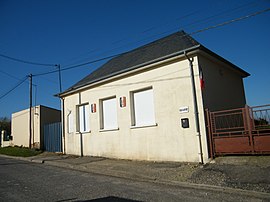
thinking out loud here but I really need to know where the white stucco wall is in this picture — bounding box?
[11,107,40,147]
[198,53,247,111]
[11,106,61,148]
[63,55,210,163]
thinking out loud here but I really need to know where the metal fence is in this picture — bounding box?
[206,105,270,157]
[44,122,62,152]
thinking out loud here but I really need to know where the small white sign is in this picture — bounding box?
[179,106,189,114]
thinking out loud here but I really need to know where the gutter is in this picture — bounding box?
[57,45,201,98]
[184,52,204,164]
[57,43,250,98]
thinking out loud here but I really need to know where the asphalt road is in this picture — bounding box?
[0,156,268,202]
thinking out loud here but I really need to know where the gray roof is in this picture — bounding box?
[61,31,249,96]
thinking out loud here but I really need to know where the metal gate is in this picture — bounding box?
[206,105,270,158]
[44,122,62,152]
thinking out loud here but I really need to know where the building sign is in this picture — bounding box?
[179,106,189,114]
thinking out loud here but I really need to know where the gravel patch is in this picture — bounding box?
[188,163,270,193]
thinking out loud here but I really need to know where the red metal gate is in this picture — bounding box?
[206,105,270,158]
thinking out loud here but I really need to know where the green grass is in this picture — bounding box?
[0,146,43,157]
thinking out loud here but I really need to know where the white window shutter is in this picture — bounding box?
[78,104,90,132]
[79,105,85,132]
[103,98,117,129]
[133,88,155,126]
[68,112,73,133]
[84,104,90,131]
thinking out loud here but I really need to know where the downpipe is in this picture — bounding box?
[61,97,66,154]
[184,52,204,164]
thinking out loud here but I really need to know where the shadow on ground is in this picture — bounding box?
[75,196,141,202]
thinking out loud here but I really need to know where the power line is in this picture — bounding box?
[60,0,258,67]
[181,0,260,30]
[32,7,270,78]
[0,69,38,87]
[0,69,22,81]
[60,8,204,68]
[32,53,124,77]
[189,7,270,35]
[0,53,57,67]
[0,76,28,100]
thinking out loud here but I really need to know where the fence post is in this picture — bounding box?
[245,105,254,153]
[205,109,214,159]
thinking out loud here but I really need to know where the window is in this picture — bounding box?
[77,104,90,133]
[67,111,74,133]
[100,97,118,130]
[131,88,156,127]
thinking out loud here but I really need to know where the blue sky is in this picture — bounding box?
[0,0,269,118]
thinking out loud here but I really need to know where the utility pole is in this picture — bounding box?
[56,64,62,93]
[56,64,65,153]
[56,64,63,130]
[29,74,33,149]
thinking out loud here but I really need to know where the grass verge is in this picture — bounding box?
[0,146,42,157]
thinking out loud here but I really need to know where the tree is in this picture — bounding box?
[254,118,269,126]
[0,117,11,135]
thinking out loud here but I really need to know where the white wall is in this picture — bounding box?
[198,53,247,111]
[63,55,210,163]
[11,106,61,149]
[11,108,37,147]
[1,130,12,147]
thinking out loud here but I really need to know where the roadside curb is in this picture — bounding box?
[31,159,44,163]
[1,154,270,199]
[43,158,270,199]
[0,154,45,164]
[0,154,32,162]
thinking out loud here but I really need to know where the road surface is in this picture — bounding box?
[0,156,268,202]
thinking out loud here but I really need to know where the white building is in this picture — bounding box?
[58,31,249,163]
[11,105,61,149]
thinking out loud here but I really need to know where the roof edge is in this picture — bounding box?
[57,44,201,97]
[57,44,250,98]
[199,45,250,77]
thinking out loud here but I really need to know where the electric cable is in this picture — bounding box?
[61,0,259,67]
[32,53,123,77]
[0,53,57,67]
[32,7,270,78]
[0,69,22,81]
[0,69,38,86]
[1,6,269,81]
[189,7,270,35]
[0,76,28,100]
